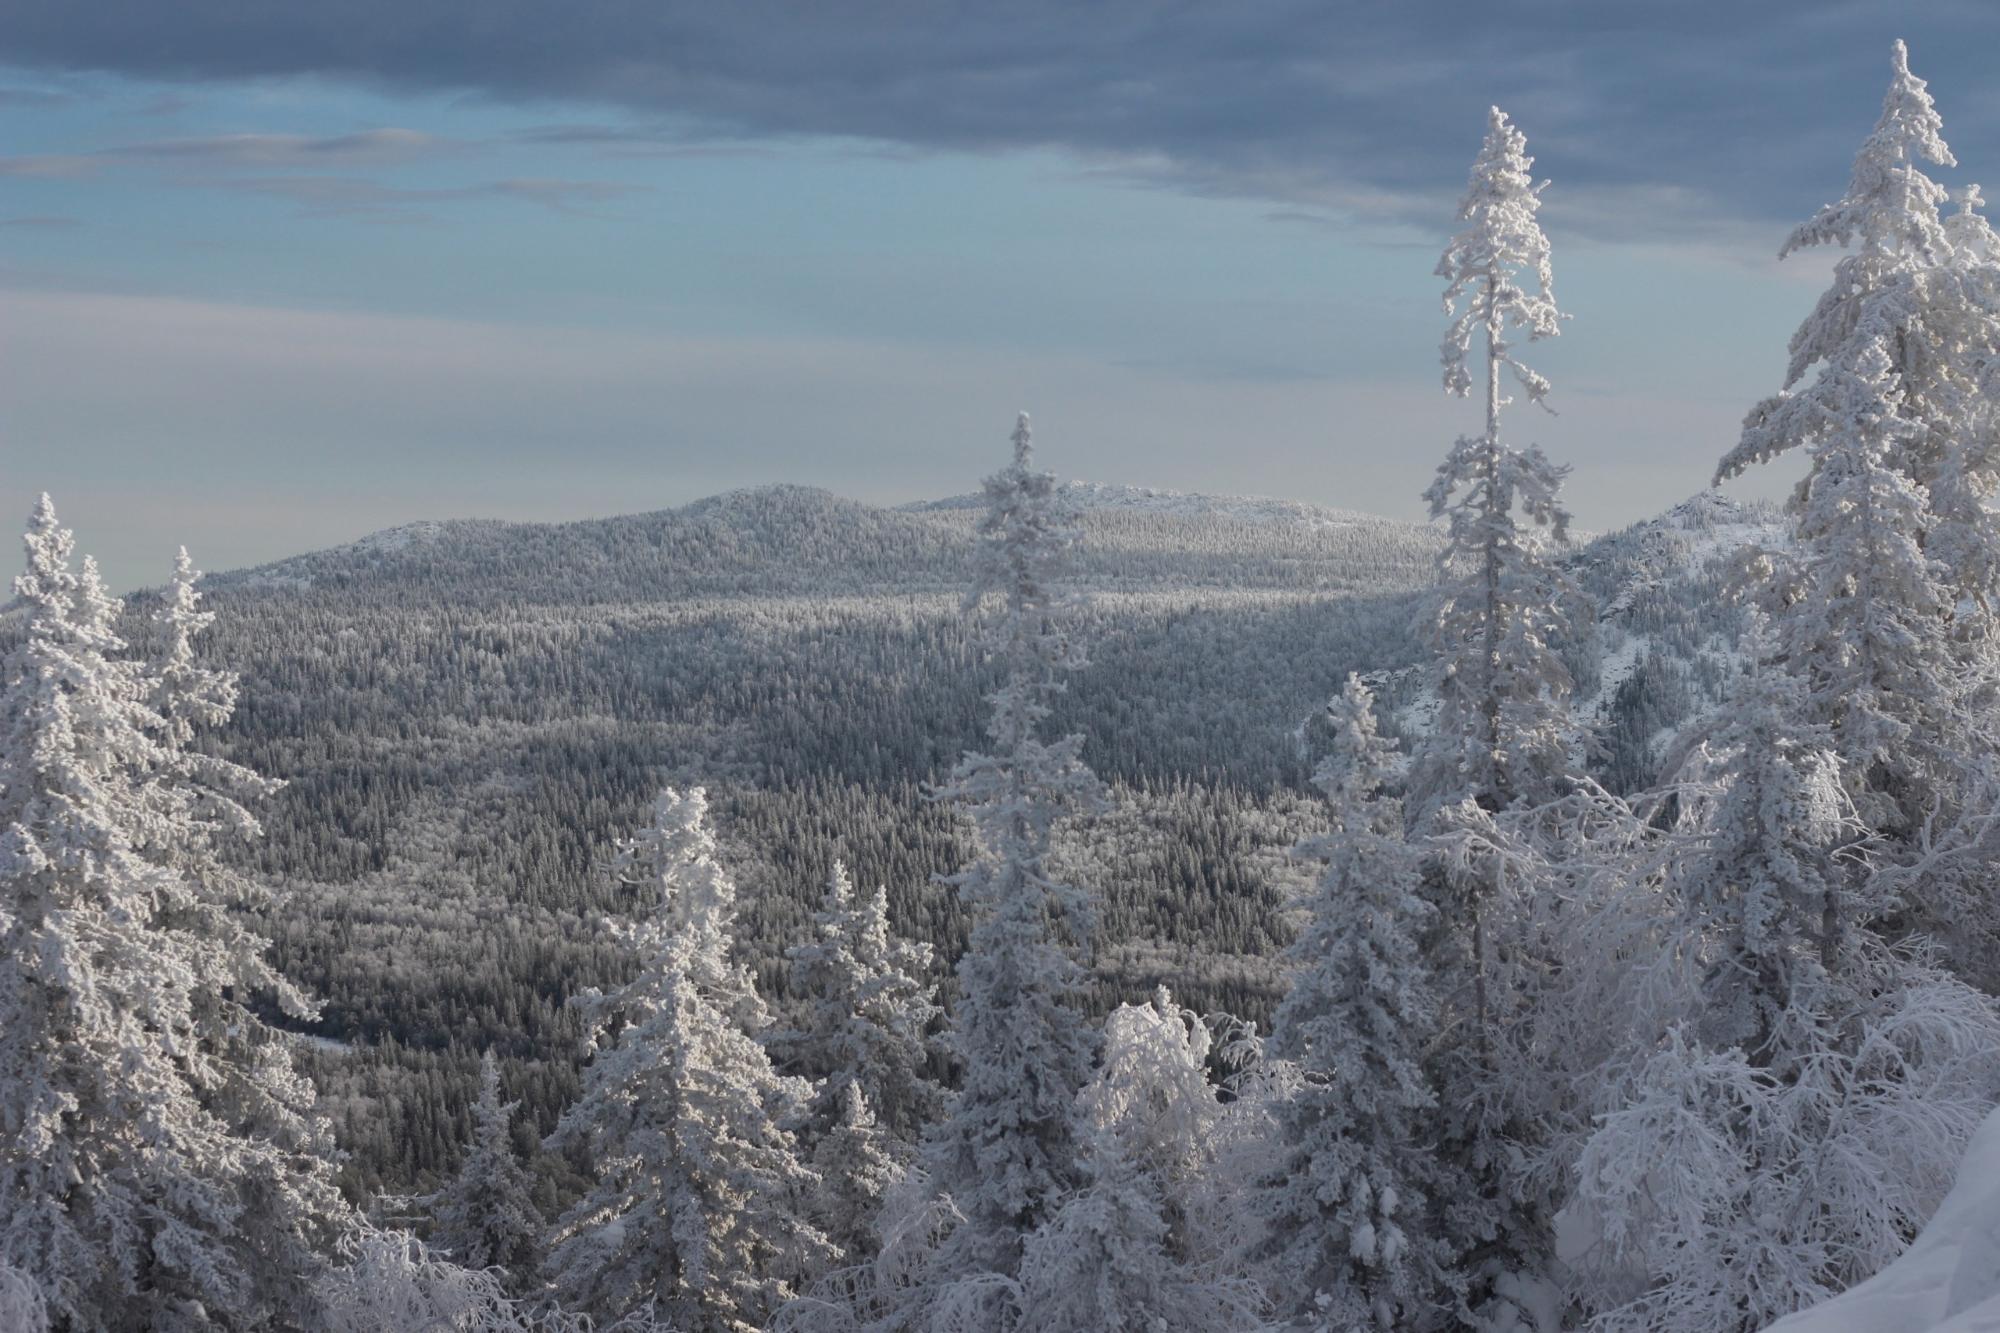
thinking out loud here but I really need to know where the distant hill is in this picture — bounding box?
[214,480,1442,605]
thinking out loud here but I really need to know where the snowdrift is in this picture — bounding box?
[1766,1106,2000,1333]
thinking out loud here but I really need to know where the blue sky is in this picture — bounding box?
[3,3,1995,584]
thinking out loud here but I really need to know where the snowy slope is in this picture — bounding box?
[1363,489,1787,790]
[1568,490,1787,733]
[1765,1106,2000,1333]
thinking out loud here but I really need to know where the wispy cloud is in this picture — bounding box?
[0,128,453,183]
[507,122,775,159]
[105,127,453,167]
[213,173,644,221]
[0,214,82,229]
[0,86,69,109]
[0,154,92,178]
[0,126,638,222]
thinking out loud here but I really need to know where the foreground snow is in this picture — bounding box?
[1767,1106,2000,1333]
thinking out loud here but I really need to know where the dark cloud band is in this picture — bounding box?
[2,1,1997,230]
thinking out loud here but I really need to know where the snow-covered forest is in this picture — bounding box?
[13,36,2000,1333]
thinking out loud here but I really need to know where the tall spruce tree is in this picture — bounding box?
[1419,104,1578,821]
[0,500,350,1331]
[542,786,832,1330]
[854,413,1105,1332]
[1413,107,1583,1325]
[921,413,1103,1280]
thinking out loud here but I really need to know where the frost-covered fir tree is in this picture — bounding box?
[1418,105,1577,820]
[0,499,351,1332]
[1717,40,2000,842]
[1564,643,2000,1333]
[811,1084,905,1265]
[1255,676,1454,1331]
[425,1050,545,1283]
[1750,340,1955,839]
[542,786,832,1330]
[0,1263,48,1333]
[770,860,941,1147]
[1947,183,1999,264]
[856,413,1106,1330]
[1014,1131,1261,1333]
[138,546,336,1161]
[921,413,1103,1275]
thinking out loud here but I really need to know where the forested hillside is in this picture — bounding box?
[168,484,1448,1196]
[67,478,1759,1200]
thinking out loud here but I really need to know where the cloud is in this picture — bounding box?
[0,154,92,178]
[0,121,635,222]
[212,173,644,220]
[0,86,69,108]
[134,91,195,117]
[0,214,82,229]
[506,122,776,160]
[0,128,455,189]
[0,2,1995,233]
[105,127,453,166]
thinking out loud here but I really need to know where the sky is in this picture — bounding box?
[4,2,1999,585]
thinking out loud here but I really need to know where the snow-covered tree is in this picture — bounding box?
[318,1225,581,1333]
[1947,183,1999,264]
[0,498,351,1332]
[840,413,1105,1331]
[1743,340,1955,839]
[1078,987,1225,1265]
[1417,104,1578,819]
[136,545,337,1171]
[918,413,1104,1276]
[1014,1131,1262,1333]
[1717,40,2000,841]
[1424,116,1592,1296]
[1414,109,1592,1327]
[811,1084,906,1266]
[542,785,832,1330]
[425,1050,545,1283]
[1563,646,2000,1332]
[1254,676,1454,1330]
[770,860,941,1147]
[0,1264,48,1333]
